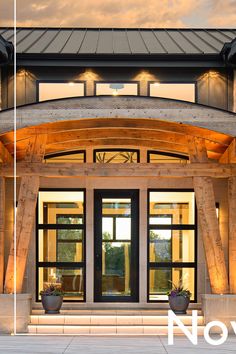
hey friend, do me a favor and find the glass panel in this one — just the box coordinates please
[38,191,84,224]
[149,192,195,224]
[116,218,131,240]
[95,150,138,163]
[149,268,195,301]
[38,267,84,300]
[96,83,138,96]
[101,197,132,296]
[149,83,195,103]
[102,242,131,296]
[102,217,113,240]
[39,82,84,101]
[149,230,195,263]
[149,229,172,262]
[45,152,85,163]
[149,152,189,164]
[38,229,83,262]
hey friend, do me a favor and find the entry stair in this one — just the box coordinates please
[28,309,204,335]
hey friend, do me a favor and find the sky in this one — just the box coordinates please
[1,0,236,28]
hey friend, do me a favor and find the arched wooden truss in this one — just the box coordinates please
[0,118,233,161]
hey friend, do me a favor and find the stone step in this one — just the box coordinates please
[28,324,205,335]
[31,309,202,316]
[30,314,204,326]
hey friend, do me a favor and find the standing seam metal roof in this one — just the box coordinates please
[0,28,236,55]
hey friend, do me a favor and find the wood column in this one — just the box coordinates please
[189,137,229,294]
[4,134,46,293]
[229,176,236,293]
[0,177,5,293]
[4,176,39,293]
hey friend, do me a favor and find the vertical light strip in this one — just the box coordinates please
[13,0,17,336]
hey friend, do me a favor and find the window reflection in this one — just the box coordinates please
[39,82,85,101]
[149,83,195,102]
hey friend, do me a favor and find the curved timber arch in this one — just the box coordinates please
[0,95,235,161]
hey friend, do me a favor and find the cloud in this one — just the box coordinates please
[207,0,236,27]
[0,0,235,28]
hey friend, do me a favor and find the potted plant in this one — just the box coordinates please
[40,284,64,314]
[167,281,191,314]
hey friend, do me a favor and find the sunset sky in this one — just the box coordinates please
[1,0,236,28]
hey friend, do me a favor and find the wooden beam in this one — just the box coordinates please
[4,176,39,294]
[229,176,236,293]
[189,138,229,294]
[24,134,47,162]
[193,177,229,294]
[0,177,5,293]
[219,139,236,163]
[1,162,236,178]
[2,118,232,146]
[4,134,46,293]
[188,136,208,163]
[0,141,13,164]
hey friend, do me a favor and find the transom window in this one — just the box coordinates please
[148,151,189,164]
[45,151,86,163]
[149,82,196,103]
[94,149,139,163]
[38,81,85,102]
[148,190,196,302]
[37,190,85,302]
[96,82,138,96]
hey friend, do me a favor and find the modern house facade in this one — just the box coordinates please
[0,27,236,334]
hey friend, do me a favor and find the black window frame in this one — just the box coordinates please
[147,188,197,303]
[93,148,140,163]
[148,81,197,103]
[36,188,86,303]
[36,80,86,102]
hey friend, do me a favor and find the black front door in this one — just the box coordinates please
[94,190,139,302]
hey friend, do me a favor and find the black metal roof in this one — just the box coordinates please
[1,27,236,56]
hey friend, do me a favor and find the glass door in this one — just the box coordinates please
[94,190,139,302]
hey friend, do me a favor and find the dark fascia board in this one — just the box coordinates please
[14,53,225,68]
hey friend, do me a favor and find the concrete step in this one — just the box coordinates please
[28,324,205,335]
[31,309,202,316]
[30,314,204,326]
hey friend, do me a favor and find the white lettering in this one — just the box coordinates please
[204,321,228,346]
[168,310,198,345]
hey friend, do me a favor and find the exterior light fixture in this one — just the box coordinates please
[215,202,219,219]
[109,83,124,96]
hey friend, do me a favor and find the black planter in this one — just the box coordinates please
[168,295,190,314]
[41,295,63,314]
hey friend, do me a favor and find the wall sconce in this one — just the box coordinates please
[215,202,219,220]
[15,201,18,214]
